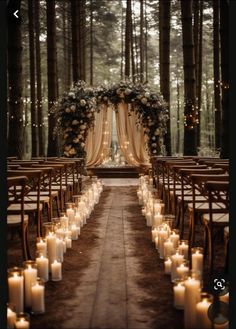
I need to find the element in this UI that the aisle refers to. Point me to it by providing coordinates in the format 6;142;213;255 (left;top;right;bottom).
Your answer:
31;186;183;329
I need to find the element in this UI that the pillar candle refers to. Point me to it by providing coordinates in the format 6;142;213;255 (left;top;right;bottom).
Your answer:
56;238;64;262
7;307;16;329
192;249;203;276
36;255;49;282
173;282;185;310
151;228;158;242
24;264;37;308
177;263;189;279
60;214;69;230
51;260;62;281
158;229;168;258
179;241;189;260
65;237;72;248
36;239;47;257
171;252;184;282
71;224;78;240
141;208;146;216
46;232;57;265
153;213;163;227
169;231;180;250
62;239;67;253
155;236;159;250
163;239;174;258
196;298;212;329
15;318;30;329
164;257;172;275
184;277;201;329
31;282;45;314
146;211;152;227
8;272;24;313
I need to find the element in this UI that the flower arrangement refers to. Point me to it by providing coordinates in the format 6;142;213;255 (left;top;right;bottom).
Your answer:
53;80;168;158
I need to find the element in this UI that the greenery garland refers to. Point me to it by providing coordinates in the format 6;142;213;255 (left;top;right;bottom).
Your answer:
53;80;168;158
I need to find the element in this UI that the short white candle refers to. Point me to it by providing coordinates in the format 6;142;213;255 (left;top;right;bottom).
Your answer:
177;263;189;279
192;249;203;276
164;257;172;274
219;292;229;304
184;277;201;329
169;231;180;250
60;215;69;230
7;307;16;329
66;207;75;223
56;238;64;262
36;255;49;282
158;229;168;258
173;283;185;310
151;227;158;242
51;260;62;281
179;241;189;259
36;238;47;257
31;282;45;314
196;298;212;329
62;239;67;253
8;272;24;313
153;213;163;227
163;239;174;258
146;211;152;227
71;224;78;240
24;265;37;308
15;318;30;329
171;252;184;282
65;236;72;248
46;232;57;265
155;236;159;249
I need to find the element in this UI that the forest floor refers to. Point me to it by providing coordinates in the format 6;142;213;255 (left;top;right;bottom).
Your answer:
8;184;226;329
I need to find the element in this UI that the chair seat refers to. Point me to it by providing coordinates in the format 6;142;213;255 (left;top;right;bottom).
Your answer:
51;185;67;191
202;213;229;224
8;203;43;212
178;195;207;202
25;195;50;203
188;202;225;211
7;214;29;225
29;191;58;197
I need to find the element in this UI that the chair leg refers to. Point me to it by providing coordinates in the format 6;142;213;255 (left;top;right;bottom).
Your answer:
23;224;31;260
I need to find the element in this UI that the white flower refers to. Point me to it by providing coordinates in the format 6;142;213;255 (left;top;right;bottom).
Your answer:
68;92;75;98
65;108;71;113
153;150;157;154
63;133;68;139
73;138;79;143
154;129;160;136
116;88;122;95
103;96;108;101
70;105;76;111
87;113;92;118
141;97;147;105
152;143;157;147
72;120;79;125
80;124;86;130
80;99;86;107
77;134;82;139
64;145;72;151
69;148;76;155
144;92;150;98
125;88;131;95
80;142;85;147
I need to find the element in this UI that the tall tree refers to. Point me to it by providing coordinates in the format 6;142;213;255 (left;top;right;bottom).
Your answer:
181;0;197;155
90;0;93;85
125;0;132;78
28;0;38;156
71;0;79;82
140;0;144;82
160;0;171;155
35;0;44;156
220;0;229;158
213;0;221;150
8;0;24;158
46;0;58;156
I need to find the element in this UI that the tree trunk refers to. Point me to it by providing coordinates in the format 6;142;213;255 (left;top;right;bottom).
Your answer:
181;0;197;155
28;0;38;157
8;0;24;158
125;0;132;78
144;0;148;82
62;1;67;91
213;0;221;150
121;6;124;79
161;0;171;155
220;0;229;158
79;0;86;81
130;8;135;82
90;0;93;85
71;0;79;83
159;0;163;92
46;0;58;156
140;0;144;82
35;0;44;156
67;3;72;88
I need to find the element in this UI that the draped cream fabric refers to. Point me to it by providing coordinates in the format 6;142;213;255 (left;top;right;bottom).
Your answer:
115;103;150;167
85;104;112;167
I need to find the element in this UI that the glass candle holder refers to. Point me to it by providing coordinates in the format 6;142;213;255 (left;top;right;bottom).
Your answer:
196;292;213;329
163;214;175;231
191;247;204;277
36;237;47;258
176;260;190;279
51;259;62;281
31;278;45;314
23;261;38;309
179;240;189;260
173;279;185;310
153;201;165;215
8;267;24;314
169;229;180;250
164;256;172;275
42;222;55;237
36;251;49;282
163;238;174;259
171;250;184;282
7;303;16;329
14;312;30;329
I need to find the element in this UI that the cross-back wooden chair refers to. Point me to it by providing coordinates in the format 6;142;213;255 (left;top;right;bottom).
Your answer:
203;181;229;273
7;176;31;260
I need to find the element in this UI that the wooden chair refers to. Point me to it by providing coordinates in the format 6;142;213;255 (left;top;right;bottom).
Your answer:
202;181;229;273
7;176;31;260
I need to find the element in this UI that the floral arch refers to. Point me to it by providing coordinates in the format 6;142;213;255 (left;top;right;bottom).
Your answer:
53;81;169;160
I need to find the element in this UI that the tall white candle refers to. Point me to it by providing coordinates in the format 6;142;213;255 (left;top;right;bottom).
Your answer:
65;237;72;248
155;236;159;250
31;281;45;314
184;277;201;329
177;263;189;279
151;227;158;242
153;213;163;227
36;238;47;257
158;229;169;259
196;298;212;329
163;239;174;258
36;255;49;282
192;248;203;276
146;211;152;227
8;272;24;313
71;224;78;240
173;282;185;310
60;214;69;230
56;238;64;262
164;257;172;275
51;260;62;281
171;252;184;282
7;306;17;329
23;264;37;308
66;208;75;223
46;232;57;265
179;240;189;259
169;231;180;250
